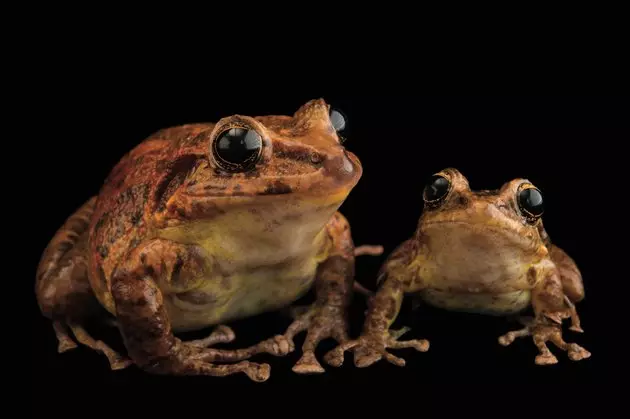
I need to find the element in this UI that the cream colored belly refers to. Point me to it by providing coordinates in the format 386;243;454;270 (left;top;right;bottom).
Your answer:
419;289;531;315
164;257;319;333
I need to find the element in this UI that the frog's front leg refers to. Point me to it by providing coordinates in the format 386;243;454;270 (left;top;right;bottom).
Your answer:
283;254;355;374
111;239;285;382
278;213;358;374
324;239;429;369
498;265;590;365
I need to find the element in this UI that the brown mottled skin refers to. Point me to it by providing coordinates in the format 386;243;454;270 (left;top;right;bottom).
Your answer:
35;99;382;382
325;168;590;368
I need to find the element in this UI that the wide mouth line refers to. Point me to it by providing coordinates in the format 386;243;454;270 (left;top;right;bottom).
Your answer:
421;219;535;246
184;181;356;199
422;219;520;230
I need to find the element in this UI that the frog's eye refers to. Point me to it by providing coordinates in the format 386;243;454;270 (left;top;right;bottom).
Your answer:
330;108;346;132
517;186;544;220
329;108;347;142
212;126;263;172
423;174;451;205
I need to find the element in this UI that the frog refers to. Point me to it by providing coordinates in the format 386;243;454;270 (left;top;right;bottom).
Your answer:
324;167;590;368
34;98;384;382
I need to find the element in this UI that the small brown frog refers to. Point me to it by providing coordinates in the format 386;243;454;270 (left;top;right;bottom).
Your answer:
325;167;590;367
35;99;382;382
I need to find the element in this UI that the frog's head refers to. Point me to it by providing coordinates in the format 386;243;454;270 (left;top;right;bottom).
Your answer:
417;168;548;256
156;99;361;230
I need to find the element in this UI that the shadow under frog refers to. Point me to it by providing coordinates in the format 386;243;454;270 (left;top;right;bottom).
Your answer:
34;99;382;382
325;168;591;368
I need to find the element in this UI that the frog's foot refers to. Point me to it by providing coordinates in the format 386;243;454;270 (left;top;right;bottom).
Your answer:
324;326;429;369
162;345;271;382
498;326;531;346
65;321;133;370
52;320;78;353
500;321;591;365
282;304;350;374
152;336;293;382
545;327;591;362
188;325;236;348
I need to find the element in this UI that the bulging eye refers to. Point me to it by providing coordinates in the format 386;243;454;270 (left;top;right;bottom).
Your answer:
212;126;262;172
517;186;544;220
329;108;347;140
423;174;451;204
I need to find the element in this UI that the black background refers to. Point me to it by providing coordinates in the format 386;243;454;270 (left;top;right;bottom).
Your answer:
30;94;625;413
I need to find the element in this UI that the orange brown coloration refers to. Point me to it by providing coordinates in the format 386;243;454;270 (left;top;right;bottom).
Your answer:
35;99;381;381
324;168;589;368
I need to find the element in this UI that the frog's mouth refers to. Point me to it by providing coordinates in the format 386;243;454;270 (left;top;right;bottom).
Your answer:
185;149;362;202
420;219;542;254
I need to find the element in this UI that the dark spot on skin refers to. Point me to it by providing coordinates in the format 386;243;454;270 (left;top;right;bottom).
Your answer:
402;277;412;287
385;297;397;319
155;155;199;212
188;179;197;186
140;253;147;265
527;266;537;286
131;211;142;225
176;207;186;217
97;245;109;259
262;180;292;195
204;184;227;191
129;237;141;249
134;296;149;307
146;266;155;277
457;195;469;206
275;147;313;163
173;255;184;281
94;217;106;233
220;276;231;290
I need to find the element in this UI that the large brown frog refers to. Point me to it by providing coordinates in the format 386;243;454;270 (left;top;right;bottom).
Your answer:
35;99;382;382
325;167;590;367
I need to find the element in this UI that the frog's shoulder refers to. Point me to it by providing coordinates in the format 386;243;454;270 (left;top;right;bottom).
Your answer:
88;124;213;272
321;211;354;258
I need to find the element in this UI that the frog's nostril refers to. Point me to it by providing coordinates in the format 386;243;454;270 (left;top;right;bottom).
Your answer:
309;152;323;165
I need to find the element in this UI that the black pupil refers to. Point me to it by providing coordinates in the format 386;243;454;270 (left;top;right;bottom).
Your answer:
519;188;544;216
425;175;450;201
329;109;346;132
215;128;261;167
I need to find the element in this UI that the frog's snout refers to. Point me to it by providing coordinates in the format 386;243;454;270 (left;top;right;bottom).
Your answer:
323;148;359;180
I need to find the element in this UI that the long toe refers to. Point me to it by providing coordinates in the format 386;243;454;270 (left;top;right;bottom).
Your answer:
292;351;325;374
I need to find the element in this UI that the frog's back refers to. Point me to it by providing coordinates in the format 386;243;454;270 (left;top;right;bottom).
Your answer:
86;123;213;312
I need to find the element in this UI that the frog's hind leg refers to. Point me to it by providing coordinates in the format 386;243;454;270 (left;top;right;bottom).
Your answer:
35;196;131;370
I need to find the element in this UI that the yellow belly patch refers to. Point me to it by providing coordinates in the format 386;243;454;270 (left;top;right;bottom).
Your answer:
165;257;319;333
